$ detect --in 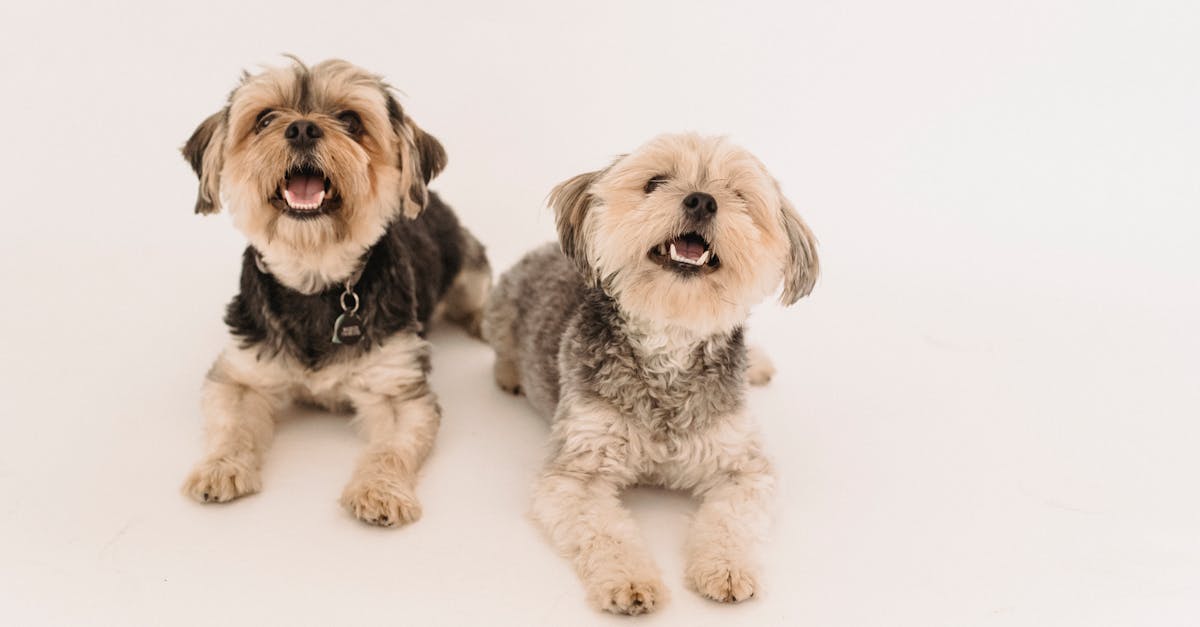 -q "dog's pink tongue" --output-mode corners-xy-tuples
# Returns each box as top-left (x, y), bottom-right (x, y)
(671, 237), (705, 260)
(286, 175), (324, 206)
